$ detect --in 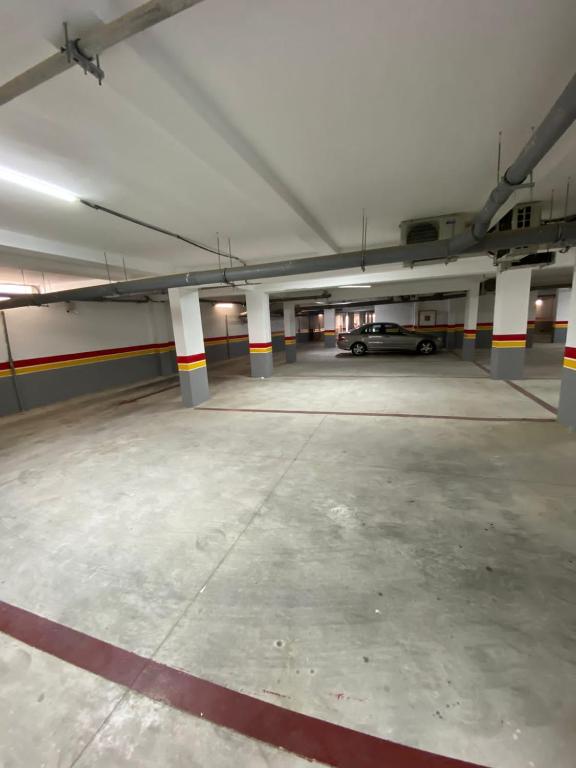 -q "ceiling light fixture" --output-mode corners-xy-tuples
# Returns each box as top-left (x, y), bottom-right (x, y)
(0, 165), (78, 202)
(0, 283), (37, 295)
(214, 302), (234, 308)
(337, 284), (372, 289)
(535, 298), (543, 307)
